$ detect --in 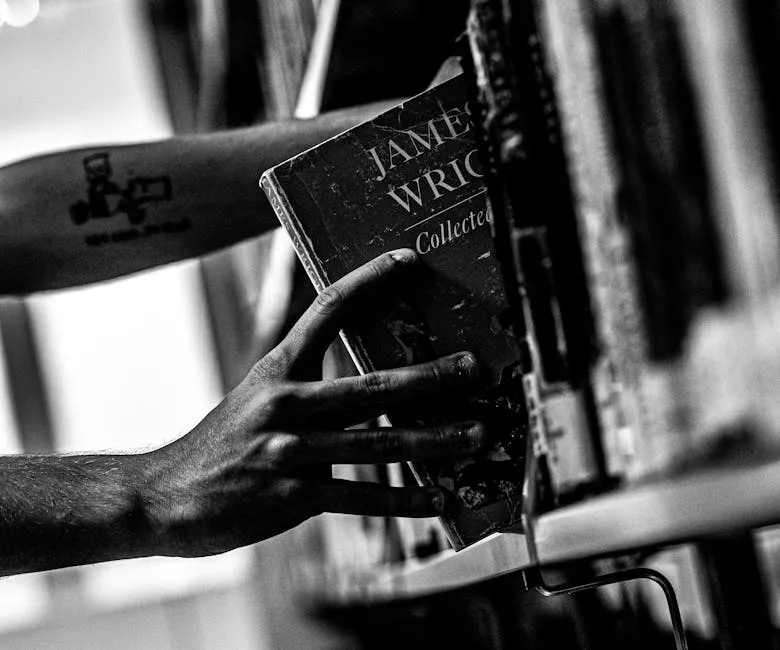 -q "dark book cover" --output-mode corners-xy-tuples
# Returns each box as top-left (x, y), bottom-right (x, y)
(261, 74), (527, 549)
